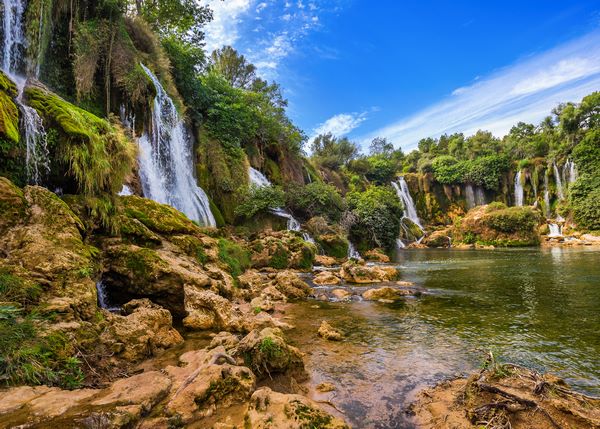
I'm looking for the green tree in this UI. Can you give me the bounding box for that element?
[210,46,257,89]
[369,137,394,155]
[311,133,359,170]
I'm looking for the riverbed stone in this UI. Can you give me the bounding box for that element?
[362,287,411,301]
[313,270,342,285]
[340,260,399,283]
[318,321,344,341]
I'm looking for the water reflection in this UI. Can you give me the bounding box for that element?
[286,248,600,429]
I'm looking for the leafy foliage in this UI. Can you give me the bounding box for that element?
[311,133,359,170]
[285,182,345,222]
[234,185,286,220]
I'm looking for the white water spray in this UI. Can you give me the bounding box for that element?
[2,0,50,185]
[514,170,524,206]
[553,162,564,200]
[348,241,361,259]
[392,177,425,249]
[563,159,578,185]
[543,174,551,217]
[548,223,563,238]
[95,280,120,312]
[138,64,215,226]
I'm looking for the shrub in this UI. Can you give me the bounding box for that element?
[431,155,465,184]
[463,155,510,190]
[570,130,600,230]
[347,186,403,251]
[485,206,540,233]
[234,185,286,219]
[285,182,345,222]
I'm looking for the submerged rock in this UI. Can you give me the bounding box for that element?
[362,287,412,301]
[318,321,344,341]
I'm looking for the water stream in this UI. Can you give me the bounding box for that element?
[553,162,565,200]
[392,178,424,247]
[514,169,524,206]
[284,248,600,428]
[137,65,215,227]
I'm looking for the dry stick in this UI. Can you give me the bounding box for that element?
[476,382,562,429]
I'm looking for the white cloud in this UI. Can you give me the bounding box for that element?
[312,112,368,139]
[255,2,268,13]
[360,30,600,151]
[201,0,253,53]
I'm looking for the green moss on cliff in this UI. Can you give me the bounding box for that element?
[120,195,199,235]
[0,73,22,184]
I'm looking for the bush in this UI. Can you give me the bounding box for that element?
[285,182,345,222]
[463,155,510,190]
[570,130,600,230]
[431,155,465,184]
[347,186,403,251]
[234,185,286,219]
[485,206,540,233]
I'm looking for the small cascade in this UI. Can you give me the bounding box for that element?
[138,64,215,227]
[2,0,50,185]
[396,238,406,249]
[514,170,524,206]
[348,241,361,259]
[95,280,120,312]
[543,174,551,217]
[548,223,563,238]
[474,186,486,206]
[248,167,314,242]
[553,162,564,200]
[118,185,134,196]
[392,177,425,249]
[563,159,578,185]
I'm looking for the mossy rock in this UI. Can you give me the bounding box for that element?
[0,73,19,144]
[316,234,349,259]
[106,245,166,285]
[120,195,200,235]
[0,177,28,235]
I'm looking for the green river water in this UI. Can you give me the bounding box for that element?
[283,247,600,428]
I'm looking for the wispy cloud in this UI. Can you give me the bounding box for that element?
[202,0,252,53]
[312,112,368,139]
[361,30,600,151]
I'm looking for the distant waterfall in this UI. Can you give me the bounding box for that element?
[96,280,120,312]
[543,174,551,217]
[465,184,476,209]
[392,178,423,229]
[563,159,578,185]
[348,241,361,259]
[248,167,313,243]
[1,0,50,185]
[548,223,563,238]
[514,170,524,206]
[138,64,215,227]
[553,162,564,200]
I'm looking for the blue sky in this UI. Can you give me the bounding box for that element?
[201,0,600,152]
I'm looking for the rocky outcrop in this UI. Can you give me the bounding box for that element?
[245,387,349,429]
[362,287,413,302]
[318,321,343,341]
[422,228,452,248]
[248,230,316,270]
[363,249,391,262]
[340,260,399,284]
[313,270,342,285]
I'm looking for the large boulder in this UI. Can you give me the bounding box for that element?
[362,287,412,302]
[245,387,349,429]
[340,260,398,284]
[249,230,316,270]
[268,270,314,298]
[183,286,244,331]
[313,271,341,285]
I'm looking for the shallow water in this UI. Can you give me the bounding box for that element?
[283,247,600,429]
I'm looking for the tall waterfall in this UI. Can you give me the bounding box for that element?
[563,159,578,185]
[465,184,475,209]
[543,174,551,217]
[247,167,314,242]
[553,162,564,200]
[1,0,50,185]
[392,178,423,229]
[514,170,524,206]
[138,65,215,227]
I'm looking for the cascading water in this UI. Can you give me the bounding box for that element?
[563,159,578,185]
[474,186,486,206]
[138,64,215,226]
[95,280,120,312]
[553,162,564,200]
[465,184,476,209]
[392,177,424,248]
[348,241,361,259]
[247,167,314,243]
[543,174,551,217]
[514,170,524,206]
[2,0,50,185]
[548,223,563,238]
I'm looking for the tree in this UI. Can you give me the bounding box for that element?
[310,134,359,170]
[210,46,257,89]
[369,137,394,155]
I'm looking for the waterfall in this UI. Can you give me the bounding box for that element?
[248,167,314,242]
[563,159,578,185]
[348,241,361,259]
[543,174,551,217]
[95,280,120,312]
[392,178,423,229]
[138,64,215,227]
[548,223,563,238]
[2,0,50,185]
[514,170,524,206]
[553,162,564,200]
[474,186,486,206]
[465,184,476,209]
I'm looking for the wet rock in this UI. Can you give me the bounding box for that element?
[249,230,316,270]
[316,382,337,393]
[235,328,305,380]
[362,287,411,301]
[245,387,349,429]
[331,288,351,300]
[340,260,399,284]
[269,270,314,298]
[363,249,390,263]
[318,321,343,341]
[101,299,183,362]
[313,270,341,285]
[250,295,275,312]
[314,255,338,267]
[209,332,240,351]
[422,229,452,248]
[238,269,267,295]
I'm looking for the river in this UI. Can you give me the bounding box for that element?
[282,247,600,428]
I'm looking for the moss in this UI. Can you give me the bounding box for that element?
[109,246,166,283]
[25,86,136,197]
[269,243,290,269]
[121,195,199,235]
[209,197,226,227]
[287,400,334,428]
[0,269,42,308]
[0,177,28,234]
[0,72,20,145]
[264,158,282,184]
[316,234,349,259]
[170,235,209,265]
[218,239,251,278]
[297,244,315,270]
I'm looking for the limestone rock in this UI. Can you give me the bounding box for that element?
[269,270,313,298]
[362,287,411,301]
[245,387,349,429]
[318,321,343,341]
[363,249,391,263]
[340,260,399,284]
[313,270,341,285]
[314,254,338,267]
[183,286,243,331]
[331,289,351,300]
